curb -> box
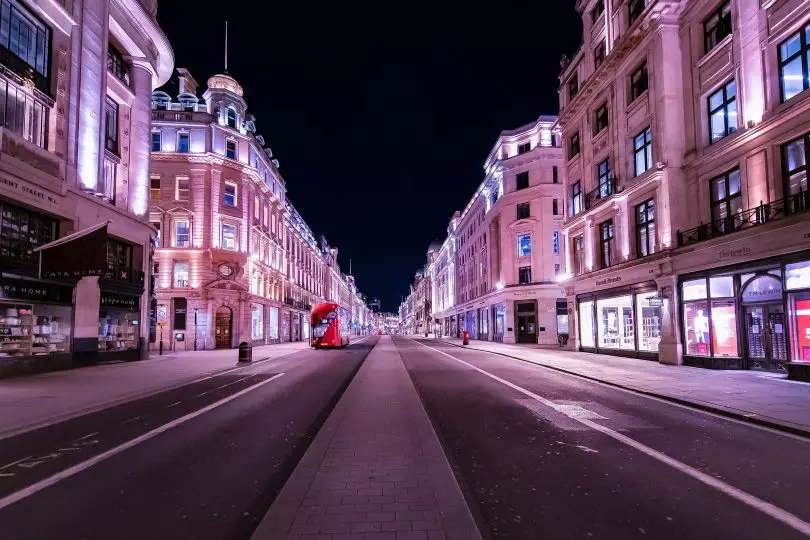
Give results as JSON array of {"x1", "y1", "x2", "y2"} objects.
[{"x1": 435, "y1": 339, "x2": 810, "y2": 440}]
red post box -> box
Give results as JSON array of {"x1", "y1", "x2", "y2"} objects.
[{"x1": 462, "y1": 330, "x2": 469, "y2": 345}]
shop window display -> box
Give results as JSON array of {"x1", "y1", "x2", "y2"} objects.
[
  {"x1": 0, "y1": 304, "x2": 70, "y2": 357},
  {"x1": 268, "y1": 307, "x2": 279, "y2": 340},
  {"x1": 251, "y1": 303, "x2": 264, "y2": 340},
  {"x1": 710, "y1": 300, "x2": 738, "y2": 357},
  {"x1": 683, "y1": 301, "x2": 711, "y2": 356},
  {"x1": 790, "y1": 293, "x2": 810, "y2": 362},
  {"x1": 635, "y1": 292, "x2": 661, "y2": 352},
  {"x1": 98, "y1": 311, "x2": 139, "y2": 352},
  {"x1": 786, "y1": 261, "x2": 810, "y2": 291},
  {"x1": 579, "y1": 301, "x2": 595, "y2": 348},
  {"x1": 682, "y1": 279, "x2": 708, "y2": 301},
  {"x1": 597, "y1": 296, "x2": 635, "y2": 350},
  {"x1": 710, "y1": 276, "x2": 734, "y2": 298}
]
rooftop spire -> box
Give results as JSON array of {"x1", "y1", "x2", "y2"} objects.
[{"x1": 224, "y1": 20, "x2": 229, "y2": 74}]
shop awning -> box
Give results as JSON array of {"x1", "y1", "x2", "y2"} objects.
[{"x1": 34, "y1": 221, "x2": 110, "y2": 279}]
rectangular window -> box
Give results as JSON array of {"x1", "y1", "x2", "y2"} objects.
[
  {"x1": 591, "y1": 0, "x2": 604, "y2": 22},
  {"x1": 568, "y1": 73, "x2": 579, "y2": 101},
  {"x1": 0, "y1": 78, "x2": 48, "y2": 148},
  {"x1": 778, "y1": 24, "x2": 810, "y2": 102},
  {"x1": 628, "y1": 0, "x2": 645, "y2": 24},
  {"x1": 177, "y1": 132, "x2": 190, "y2": 153},
  {"x1": 173, "y1": 262, "x2": 189, "y2": 288},
  {"x1": 150, "y1": 175, "x2": 160, "y2": 201},
  {"x1": 0, "y1": 0, "x2": 51, "y2": 80},
  {"x1": 630, "y1": 62, "x2": 648, "y2": 101},
  {"x1": 518, "y1": 142, "x2": 531, "y2": 154},
  {"x1": 633, "y1": 127, "x2": 653, "y2": 176},
  {"x1": 104, "y1": 98, "x2": 118, "y2": 154},
  {"x1": 710, "y1": 168, "x2": 742, "y2": 234},
  {"x1": 226, "y1": 140, "x2": 237, "y2": 160},
  {"x1": 263, "y1": 204, "x2": 269, "y2": 227},
  {"x1": 594, "y1": 42, "x2": 606, "y2": 68},
  {"x1": 0, "y1": 200, "x2": 57, "y2": 266},
  {"x1": 107, "y1": 44, "x2": 130, "y2": 86},
  {"x1": 552, "y1": 166, "x2": 559, "y2": 183},
  {"x1": 100, "y1": 156, "x2": 116, "y2": 201},
  {"x1": 569, "y1": 133, "x2": 580, "y2": 159},
  {"x1": 175, "y1": 176, "x2": 189, "y2": 201},
  {"x1": 552, "y1": 198, "x2": 559, "y2": 215},
  {"x1": 597, "y1": 295, "x2": 635, "y2": 350},
  {"x1": 782, "y1": 135, "x2": 809, "y2": 213},
  {"x1": 597, "y1": 158, "x2": 612, "y2": 196},
  {"x1": 173, "y1": 297, "x2": 187, "y2": 330},
  {"x1": 222, "y1": 223, "x2": 237, "y2": 251},
  {"x1": 517, "y1": 234, "x2": 531, "y2": 257},
  {"x1": 223, "y1": 182, "x2": 237, "y2": 206},
  {"x1": 151, "y1": 131, "x2": 161, "y2": 152},
  {"x1": 516, "y1": 202, "x2": 530, "y2": 220},
  {"x1": 595, "y1": 104, "x2": 608, "y2": 133},
  {"x1": 572, "y1": 181, "x2": 582, "y2": 215},
  {"x1": 573, "y1": 235, "x2": 585, "y2": 275},
  {"x1": 636, "y1": 199, "x2": 655, "y2": 257},
  {"x1": 516, "y1": 171, "x2": 529, "y2": 190},
  {"x1": 704, "y1": 1, "x2": 732, "y2": 54},
  {"x1": 254, "y1": 196, "x2": 260, "y2": 220},
  {"x1": 518, "y1": 266, "x2": 532, "y2": 285},
  {"x1": 553, "y1": 231, "x2": 560, "y2": 254},
  {"x1": 151, "y1": 220, "x2": 160, "y2": 245},
  {"x1": 174, "y1": 219, "x2": 190, "y2": 248},
  {"x1": 600, "y1": 219, "x2": 615, "y2": 268},
  {"x1": 708, "y1": 80, "x2": 737, "y2": 143}
]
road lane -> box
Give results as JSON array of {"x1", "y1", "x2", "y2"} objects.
[
  {"x1": 0, "y1": 337, "x2": 377, "y2": 540},
  {"x1": 396, "y1": 337, "x2": 810, "y2": 540}
]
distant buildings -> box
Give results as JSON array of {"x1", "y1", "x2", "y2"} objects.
[{"x1": 402, "y1": 116, "x2": 567, "y2": 344}]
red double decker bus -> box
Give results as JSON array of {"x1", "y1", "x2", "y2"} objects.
[{"x1": 310, "y1": 302, "x2": 350, "y2": 348}]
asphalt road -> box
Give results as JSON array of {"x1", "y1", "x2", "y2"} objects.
[
  {"x1": 0, "y1": 336, "x2": 378, "y2": 540},
  {"x1": 394, "y1": 337, "x2": 810, "y2": 540}
]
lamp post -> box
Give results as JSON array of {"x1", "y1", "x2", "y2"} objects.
[{"x1": 194, "y1": 308, "x2": 199, "y2": 351}]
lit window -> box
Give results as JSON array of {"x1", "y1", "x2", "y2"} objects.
[
  {"x1": 553, "y1": 231, "x2": 559, "y2": 254},
  {"x1": 630, "y1": 63, "x2": 648, "y2": 101},
  {"x1": 634, "y1": 127, "x2": 653, "y2": 176},
  {"x1": 571, "y1": 181, "x2": 582, "y2": 215},
  {"x1": 222, "y1": 223, "x2": 237, "y2": 251},
  {"x1": 173, "y1": 262, "x2": 189, "y2": 288},
  {"x1": 104, "y1": 98, "x2": 118, "y2": 154},
  {"x1": 175, "y1": 176, "x2": 189, "y2": 201},
  {"x1": 100, "y1": 156, "x2": 116, "y2": 201},
  {"x1": 224, "y1": 182, "x2": 237, "y2": 206},
  {"x1": 704, "y1": 1, "x2": 732, "y2": 54},
  {"x1": 227, "y1": 107, "x2": 237, "y2": 129},
  {"x1": 254, "y1": 196, "x2": 260, "y2": 220},
  {"x1": 636, "y1": 199, "x2": 655, "y2": 257},
  {"x1": 710, "y1": 168, "x2": 742, "y2": 235},
  {"x1": 226, "y1": 140, "x2": 237, "y2": 160},
  {"x1": 174, "y1": 219, "x2": 190, "y2": 248},
  {"x1": 782, "y1": 135, "x2": 809, "y2": 213},
  {"x1": 151, "y1": 220, "x2": 160, "y2": 245},
  {"x1": 517, "y1": 234, "x2": 531, "y2": 257},
  {"x1": 150, "y1": 175, "x2": 160, "y2": 201},
  {"x1": 0, "y1": 0, "x2": 50, "y2": 79},
  {"x1": 708, "y1": 80, "x2": 737, "y2": 143},
  {"x1": 264, "y1": 205, "x2": 269, "y2": 227},
  {"x1": 778, "y1": 24, "x2": 810, "y2": 102},
  {"x1": 151, "y1": 131, "x2": 161, "y2": 152},
  {"x1": 597, "y1": 158, "x2": 613, "y2": 197},
  {"x1": 600, "y1": 219, "x2": 615, "y2": 268},
  {"x1": 572, "y1": 235, "x2": 584, "y2": 275},
  {"x1": 177, "y1": 132, "x2": 190, "y2": 153}
]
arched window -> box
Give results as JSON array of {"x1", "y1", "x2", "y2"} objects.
[{"x1": 226, "y1": 107, "x2": 237, "y2": 129}]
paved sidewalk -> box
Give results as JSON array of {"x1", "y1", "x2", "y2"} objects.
[
  {"x1": 252, "y1": 335, "x2": 481, "y2": 540},
  {"x1": 0, "y1": 341, "x2": 309, "y2": 438},
  {"x1": 433, "y1": 337, "x2": 810, "y2": 436}
]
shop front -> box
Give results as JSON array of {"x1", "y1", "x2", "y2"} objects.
[
  {"x1": 478, "y1": 307, "x2": 489, "y2": 341},
  {"x1": 0, "y1": 275, "x2": 74, "y2": 375},
  {"x1": 251, "y1": 302, "x2": 264, "y2": 344},
  {"x1": 679, "y1": 254, "x2": 810, "y2": 378},
  {"x1": 98, "y1": 291, "x2": 142, "y2": 361},
  {"x1": 267, "y1": 305, "x2": 280, "y2": 343},
  {"x1": 492, "y1": 303, "x2": 505, "y2": 343},
  {"x1": 577, "y1": 283, "x2": 662, "y2": 360}
]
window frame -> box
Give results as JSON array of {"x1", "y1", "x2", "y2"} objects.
[
  {"x1": 174, "y1": 176, "x2": 189, "y2": 202},
  {"x1": 782, "y1": 134, "x2": 809, "y2": 212},
  {"x1": 573, "y1": 234, "x2": 585, "y2": 275},
  {"x1": 516, "y1": 202, "x2": 530, "y2": 220},
  {"x1": 633, "y1": 127, "x2": 653, "y2": 177},
  {"x1": 221, "y1": 222, "x2": 238, "y2": 251},
  {"x1": 177, "y1": 131, "x2": 190, "y2": 153},
  {"x1": 104, "y1": 97, "x2": 119, "y2": 155},
  {"x1": 226, "y1": 107, "x2": 237, "y2": 129},
  {"x1": 151, "y1": 131, "x2": 161, "y2": 152},
  {"x1": 149, "y1": 175, "x2": 160, "y2": 201},
  {"x1": 173, "y1": 261, "x2": 190, "y2": 289},
  {"x1": 517, "y1": 142, "x2": 531, "y2": 154},
  {"x1": 568, "y1": 73, "x2": 579, "y2": 101},
  {"x1": 223, "y1": 181, "x2": 238, "y2": 207},
  {"x1": 778, "y1": 24, "x2": 810, "y2": 103},
  {"x1": 595, "y1": 103, "x2": 608, "y2": 134},
  {"x1": 552, "y1": 198, "x2": 559, "y2": 216},
  {"x1": 174, "y1": 218, "x2": 190, "y2": 248},
  {"x1": 628, "y1": 0, "x2": 646, "y2": 25},
  {"x1": 630, "y1": 62, "x2": 648, "y2": 102},
  {"x1": 173, "y1": 297, "x2": 187, "y2": 330},
  {"x1": 226, "y1": 139, "x2": 237, "y2": 160},
  {"x1": 552, "y1": 165, "x2": 559, "y2": 184},
  {"x1": 708, "y1": 80, "x2": 737, "y2": 144},
  {"x1": 594, "y1": 41, "x2": 606, "y2": 69},
  {"x1": 517, "y1": 233, "x2": 531, "y2": 258},
  {"x1": 703, "y1": 1, "x2": 732, "y2": 54},
  {"x1": 518, "y1": 265, "x2": 532, "y2": 285},
  {"x1": 254, "y1": 195, "x2": 260, "y2": 220},
  {"x1": 591, "y1": 0, "x2": 604, "y2": 23},
  {"x1": 710, "y1": 168, "x2": 742, "y2": 232},
  {"x1": 636, "y1": 199, "x2": 656, "y2": 257},
  {"x1": 572, "y1": 181, "x2": 582, "y2": 215},
  {"x1": 516, "y1": 171, "x2": 529, "y2": 190},
  {"x1": 0, "y1": 0, "x2": 51, "y2": 83},
  {"x1": 569, "y1": 132, "x2": 580, "y2": 159},
  {"x1": 599, "y1": 219, "x2": 615, "y2": 268}
]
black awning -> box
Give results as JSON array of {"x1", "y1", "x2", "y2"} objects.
[{"x1": 35, "y1": 221, "x2": 110, "y2": 279}]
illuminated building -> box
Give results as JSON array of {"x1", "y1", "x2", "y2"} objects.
[
  {"x1": 150, "y1": 72, "x2": 369, "y2": 349},
  {"x1": 558, "y1": 0, "x2": 810, "y2": 379},
  {"x1": 422, "y1": 116, "x2": 567, "y2": 343},
  {"x1": 0, "y1": 0, "x2": 173, "y2": 375}
]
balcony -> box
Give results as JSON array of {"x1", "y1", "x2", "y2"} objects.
[
  {"x1": 585, "y1": 178, "x2": 618, "y2": 211},
  {"x1": 677, "y1": 192, "x2": 810, "y2": 247}
]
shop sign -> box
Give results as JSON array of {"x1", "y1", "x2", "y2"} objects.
[
  {"x1": 0, "y1": 276, "x2": 72, "y2": 304},
  {"x1": 0, "y1": 173, "x2": 61, "y2": 208},
  {"x1": 718, "y1": 247, "x2": 752, "y2": 261},
  {"x1": 101, "y1": 292, "x2": 140, "y2": 311},
  {"x1": 156, "y1": 304, "x2": 168, "y2": 327},
  {"x1": 647, "y1": 297, "x2": 664, "y2": 307},
  {"x1": 741, "y1": 275, "x2": 782, "y2": 303}
]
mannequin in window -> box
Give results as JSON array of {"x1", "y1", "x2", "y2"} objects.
[{"x1": 694, "y1": 309, "x2": 709, "y2": 343}]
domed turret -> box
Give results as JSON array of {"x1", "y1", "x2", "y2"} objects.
[
  {"x1": 427, "y1": 240, "x2": 442, "y2": 253},
  {"x1": 206, "y1": 73, "x2": 243, "y2": 97}
]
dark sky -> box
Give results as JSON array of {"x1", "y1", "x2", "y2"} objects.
[{"x1": 157, "y1": 1, "x2": 582, "y2": 312}]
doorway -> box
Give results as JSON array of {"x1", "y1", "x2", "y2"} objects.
[
  {"x1": 745, "y1": 303, "x2": 788, "y2": 371},
  {"x1": 516, "y1": 302, "x2": 537, "y2": 344},
  {"x1": 215, "y1": 306, "x2": 232, "y2": 349}
]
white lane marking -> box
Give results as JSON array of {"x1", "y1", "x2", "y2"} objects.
[
  {"x1": 73, "y1": 432, "x2": 98, "y2": 443},
  {"x1": 410, "y1": 339, "x2": 810, "y2": 536},
  {"x1": 121, "y1": 416, "x2": 140, "y2": 425},
  {"x1": 166, "y1": 401, "x2": 182, "y2": 408},
  {"x1": 0, "y1": 457, "x2": 30, "y2": 471},
  {"x1": 194, "y1": 374, "x2": 256, "y2": 398},
  {"x1": 0, "y1": 373, "x2": 285, "y2": 512}
]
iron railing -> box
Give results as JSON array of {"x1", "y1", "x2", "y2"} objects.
[
  {"x1": 585, "y1": 178, "x2": 618, "y2": 210},
  {"x1": 678, "y1": 191, "x2": 810, "y2": 247}
]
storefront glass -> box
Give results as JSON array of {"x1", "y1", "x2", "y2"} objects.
[
  {"x1": 635, "y1": 292, "x2": 661, "y2": 352},
  {"x1": 0, "y1": 303, "x2": 71, "y2": 356},
  {"x1": 251, "y1": 303, "x2": 264, "y2": 340},
  {"x1": 579, "y1": 301, "x2": 595, "y2": 348},
  {"x1": 786, "y1": 261, "x2": 810, "y2": 291},
  {"x1": 710, "y1": 300, "x2": 738, "y2": 357},
  {"x1": 98, "y1": 293, "x2": 140, "y2": 352},
  {"x1": 494, "y1": 306, "x2": 505, "y2": 335},
  {"x1": 303, "y1": 320, "x2": 310, "y2": 340},
  {"x1": 683, "y1": 300, "x2": 711, "y2": 356},
  {"x1": 596, "y1": 295, "x2": 634, "y2": 350},
  {"x1": 479, "y1": 308, "x2": 488, "y2": 338},
  {"x1": 268, "y1": 306, "x2": 279, "y2": 340},
  {"x1": 789, "y1": 292, "x2": 810, "y2": 362}
]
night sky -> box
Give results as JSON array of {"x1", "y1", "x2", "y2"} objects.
[{"x1": 156, "y1": 1, "x2": 582, "y2": 312}]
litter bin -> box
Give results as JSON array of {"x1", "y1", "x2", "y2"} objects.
[{"x1": 238, "y1": 341, "x2": 252, "y2": 363}]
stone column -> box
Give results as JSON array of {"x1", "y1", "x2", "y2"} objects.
[
  {"x1": 656, "y1": 274, "x2": 683, "y2": 365},
  {"x1": 125, "y1": 61, "x2": 153, "y2": 217},
  {"x1": 73, "y1": 276, "x2": 102, "y2": 359}
]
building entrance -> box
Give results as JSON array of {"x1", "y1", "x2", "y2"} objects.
[
  {"x1": 516, "y1": 302, "x2": 537, "y2": 344},
  {"x1": 215, "y1": 306, "x2": 232, "y2": 349},
  {"x1": 745, "y1": 303, "x2": 788, "y2": 371}
]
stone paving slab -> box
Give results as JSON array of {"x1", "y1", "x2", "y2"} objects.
[
  {"x1": 433, "y1": 337, "x2": 810, "y2": 436},
  {"x1": 0, "y1": 341, "x2": 310, "y2": 438},
  {"x1": 251, "y1": 336, "x2": 481, "y2": 540}
]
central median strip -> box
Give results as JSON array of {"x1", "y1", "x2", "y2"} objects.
[
  {"x1": 0, "y1": 372, "x2": 286, "y2": 512},
  {"x1": 411, "y1": 338, "x2": 810, "y2": 536}
]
